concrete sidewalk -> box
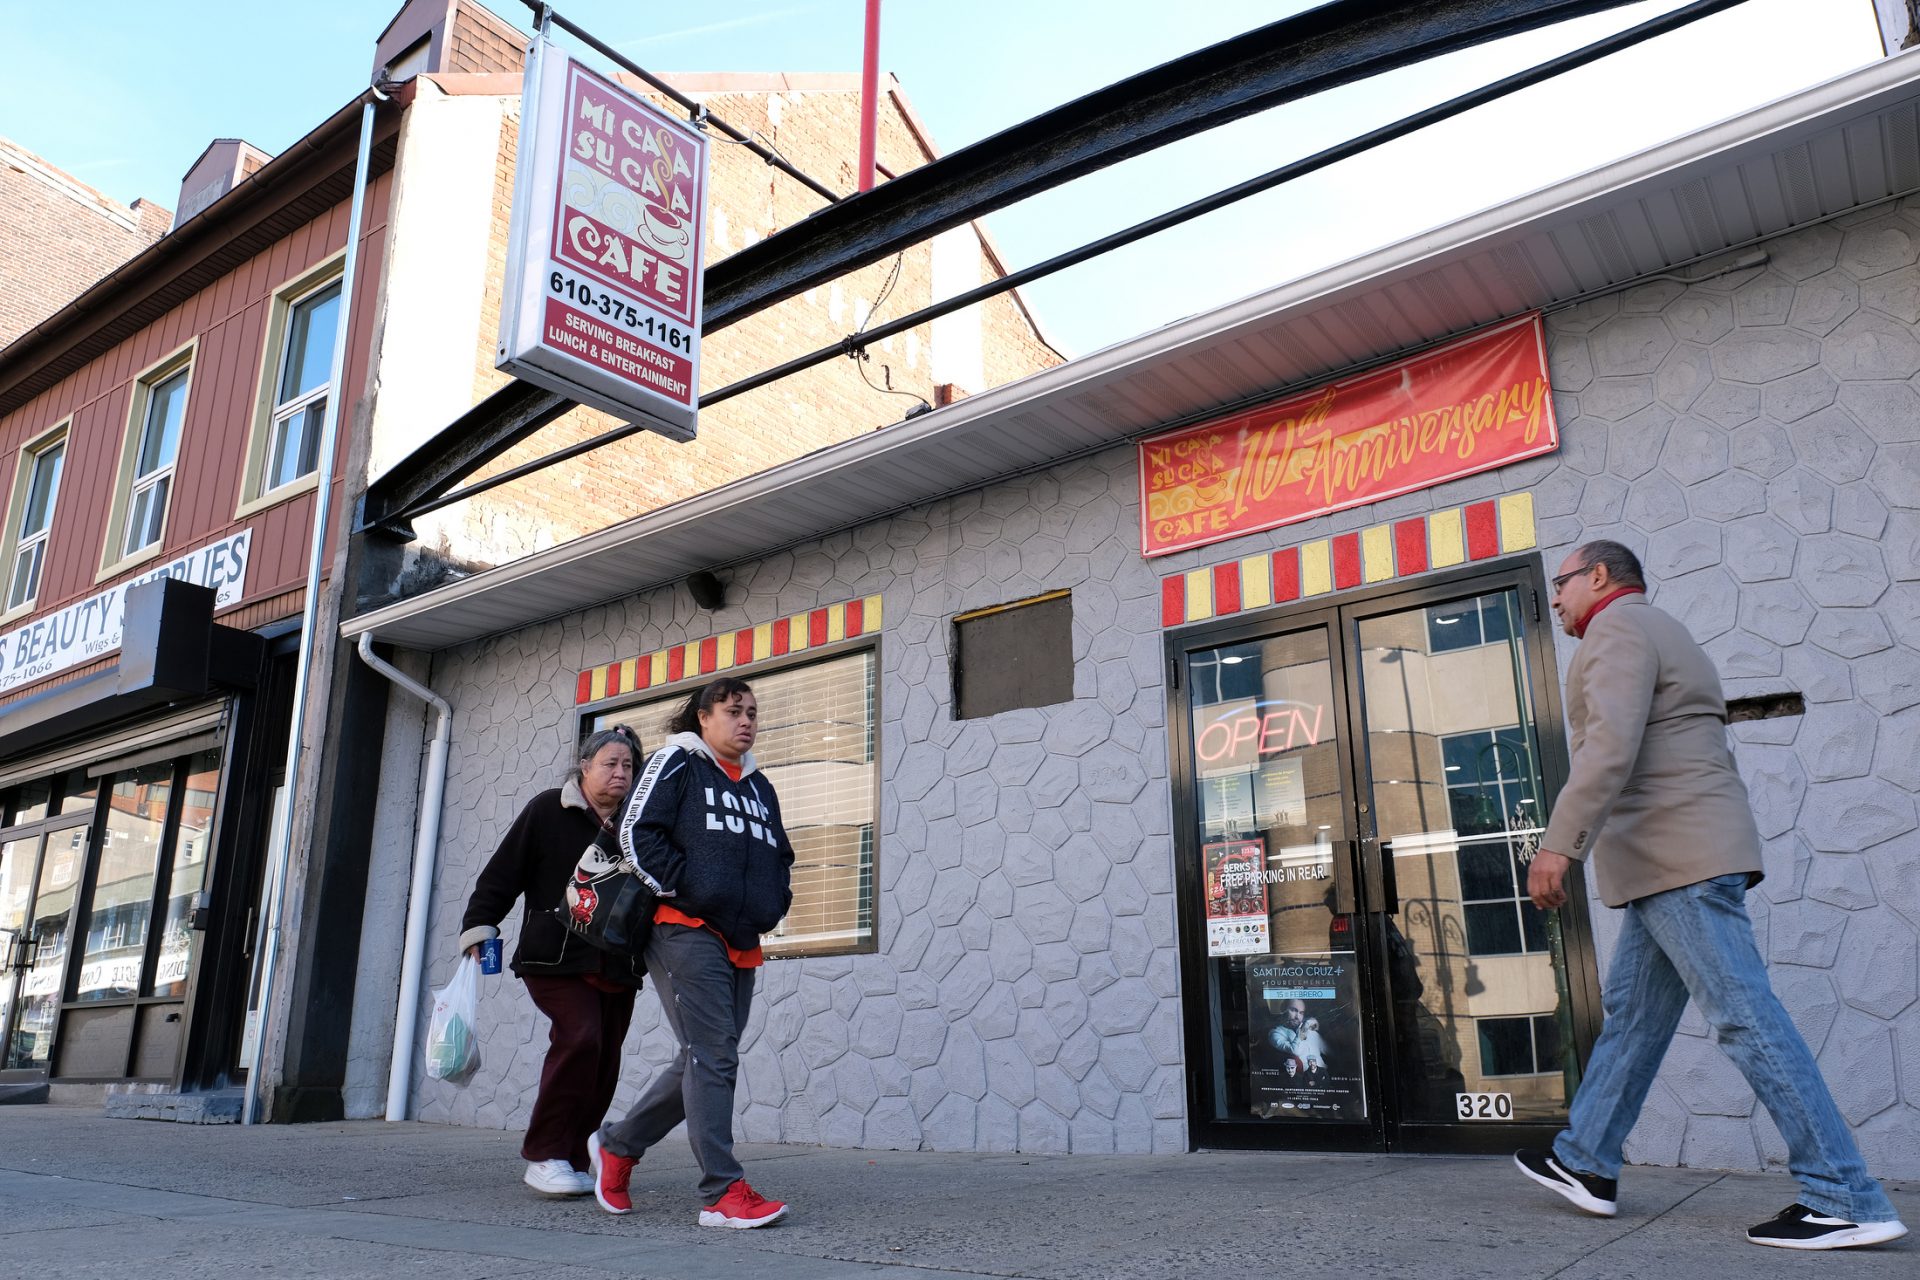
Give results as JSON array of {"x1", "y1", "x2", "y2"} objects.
[{"x1": 0, "y1": 1106, "x2": 1911, "y2": 1279}]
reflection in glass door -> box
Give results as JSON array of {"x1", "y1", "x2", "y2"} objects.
[
  {"x1": 1185, "y1": 620, "x2": 1372, "y2": 1134},
  {"x1": 2, "y1": 825, "x2": 88, "y2": 1073},
  {"x1": 1174, "y1": 563, "x2": 1592, "y2": 1151},
  {"x1": 1354, "y1": 587, "x2": 1577, "y2": 1128}
]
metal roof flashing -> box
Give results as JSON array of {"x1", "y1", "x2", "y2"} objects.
[{"x1": 344, "y1": 48, "x2": 1920, "y2": 652}]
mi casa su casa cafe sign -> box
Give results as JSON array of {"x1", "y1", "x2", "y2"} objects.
[
  {"x1": 498, "y1": 38, "x2": 710, "y2": 441},
  {"x1": 1138, "y1": 316, "x2": 1557, "y2": 557},
  {"x1": 0, "y1": 530, "x2": 251, "y2": 694}
]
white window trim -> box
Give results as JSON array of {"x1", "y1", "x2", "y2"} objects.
[
  {"x1": 235, "y1": 255, "x2": 344, "y2": 519},
  {"x1": 0, "y1": 421, "x2": 71, "y2": 625},
  {"x1": 99, "y1": 340, "x2": 197, "y2": 583}
]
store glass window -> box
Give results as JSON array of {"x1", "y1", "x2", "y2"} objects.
[
  {"x1": 1477, "y1": 1014, "x2": 1563, "y2": 1077},
  {"x1": 590, "y1": 648, "x2": 878, "y2": 957},
  {"x1": 151, "y1": 751, "x2": 219, "y2": 998},
  {"x1": 1443, "y1": 728, "x2": 1548, "y2": 957},
  {"x1": 74, "y1": 762, "x2": 174, "y2": 1002},
  {"x1": 1426, "y1": 595, "x2": 1513, "y2": 654}
]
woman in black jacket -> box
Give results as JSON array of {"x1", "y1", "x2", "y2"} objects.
[
  {"x1": 459, "y1": 725, "x2": 644, "y2": 1197},
  {"x1": 587, "y1": 677, "x2": 795, "y2": 1228}
]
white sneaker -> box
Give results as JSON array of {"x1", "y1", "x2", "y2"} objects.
[{"x1": 524, "y1": 1159, "x2": 593, "y2": 1196}]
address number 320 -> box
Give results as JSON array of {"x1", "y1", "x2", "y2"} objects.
[{"x1": 1456, "y1": 1092, "x2": 1514, "y2": 1120}]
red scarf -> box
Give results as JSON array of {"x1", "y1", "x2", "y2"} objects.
[{"x1": 1573, "y1": 586, "x2": 1643, "y2": 639}]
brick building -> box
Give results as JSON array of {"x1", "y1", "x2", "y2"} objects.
[
  {"x1": 348, "y1": 50, "x2": 1920, "y2": 1180},
  {"x1": 0, "y1": 137, "x2": 172, "y2": 348}
]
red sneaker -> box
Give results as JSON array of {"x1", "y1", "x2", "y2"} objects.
[
  {"x1": 698, "y1": 1179, "x2": 787, "y2": 1228},
  {"x1": 586, "y1": 1132, "x2": 634, "y2": 1214}
]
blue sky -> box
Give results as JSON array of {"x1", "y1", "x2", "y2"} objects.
[{"x1": 0, "y1": 0, "x2": 1888, "y2": 355}]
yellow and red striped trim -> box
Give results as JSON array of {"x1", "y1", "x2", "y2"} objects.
[
  {"x1": 575, "y1": 594, "x2": 883, "y2": 705},
  {"x1": 1160, "y1": 494, "x2": 1536, "y2": 627}
]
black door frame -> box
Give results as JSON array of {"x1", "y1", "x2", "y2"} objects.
[
  {"x1": 0, "y1": 810, "x2": 97, "y2": 1085},
  {"x1": 1167, "y1": 555, "x2": 1604, "y2": 1154},
  {"x1": 51, "y1": 757, "x2": 192, "y2": 1084}
]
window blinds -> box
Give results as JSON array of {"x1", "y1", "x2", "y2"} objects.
[{"x1": 594, "y1": 648, "x2": 877, "y2": 957}]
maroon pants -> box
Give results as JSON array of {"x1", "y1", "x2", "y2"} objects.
[{"x1": 520, "y1": 974, "x2": 637, "y2": 1170}]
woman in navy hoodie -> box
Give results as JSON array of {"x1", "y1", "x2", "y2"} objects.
[{"x1": 587, "y1": 676, "x2": 794, "y2": 1228}]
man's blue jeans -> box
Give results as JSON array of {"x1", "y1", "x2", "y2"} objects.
[{"x1": 1553, "y1": 873, "x2": 1896, "y2": 1223}]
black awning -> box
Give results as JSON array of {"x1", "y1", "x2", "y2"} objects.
[{"x1": 0, "y1": 578, "x2": 265, "y2": 765}]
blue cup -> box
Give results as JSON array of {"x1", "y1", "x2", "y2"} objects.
[{"x1": 479, "y1": 937, "x2": 502, "y2": 974}]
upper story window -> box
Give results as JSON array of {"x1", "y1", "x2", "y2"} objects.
[
  {"x1": 3, "y1": 428, "x2": 66, "y2": 616},
  {"x1": 100, "y1": 343, "x2": 195, "y2": 578},
  {"x1": 238, "y1": 260, "x2": 343, "y2": 515},
  {"x1": 123, "y1": 366, "x2": 190, "y2": 559},
  {"x1": 264, "y1": 279, "x2": 340, "y2": 493}
]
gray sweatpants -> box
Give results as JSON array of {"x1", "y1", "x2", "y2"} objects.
[{"x1": 598, "y1": 923, "x2": 755, "y2": 1202}]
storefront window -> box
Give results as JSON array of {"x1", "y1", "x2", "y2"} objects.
[
  {"x1": 3, "y1": 827, "x2": 84, "y2": 1069},
  {"x1": 74, "y1": 762, "x2": 174, "y2": 1003},
  {"x1": 4, "y1": 778, "x2": 53, "y2": 826},
  {"x1": 1187, "y1": 627, "x2": 1366, "y2": 1126},
  {"x1": 56, "y1": 771, "x2": 100, "y2": 817},
  {"x1": 590, "y1": 648, "x2": 878, "y2": 957},
  {"x1": 151, "y1": 751, "x2": 219, "y2": 998}
]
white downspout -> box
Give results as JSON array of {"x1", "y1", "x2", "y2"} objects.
[
  {"x1": 242, "y1": 88, "x2": 384, "y2": 1125},
  {"x1": 355, "y1": 632, "x2": 453, "y2": 1123}
]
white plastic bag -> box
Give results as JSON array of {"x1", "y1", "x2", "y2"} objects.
[{"x1": 425, "y1": 956, "x2": 481, "y2": 1081}]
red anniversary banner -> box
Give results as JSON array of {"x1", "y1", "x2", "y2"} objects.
[{"x1": 1138, "y1": 315, "x2": 1557, "y2": 557}]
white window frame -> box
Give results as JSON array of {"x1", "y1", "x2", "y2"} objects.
[
  {"x1": 0, "y1": 423, "x2": 69, "y2": 623},
  {"x1": 583, "y1": 642, "x2": 881, "y2": 959},
  {"x1": 98, "y1": 341, "x2": 196, "y2": 582},
  {"x1": 236, "y1": 255, "x2": 344, "y2": 517}
]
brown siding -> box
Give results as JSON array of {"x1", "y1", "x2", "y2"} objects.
[{"x1": 0, "y1": 170, "x2": 394, "y2": 699}]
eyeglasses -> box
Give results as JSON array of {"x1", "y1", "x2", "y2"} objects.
[{"x1": 1550, "y1": 563, "x2": 1595, "y2": 594}]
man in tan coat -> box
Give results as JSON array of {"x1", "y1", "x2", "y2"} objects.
[{"x1": 1513, "y1": 540, "x2": 1904, "y2": 1251}]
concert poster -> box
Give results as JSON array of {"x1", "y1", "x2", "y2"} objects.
[{"x1": 1246, "y1": 954, "x2": 1366, "y2": 1120}]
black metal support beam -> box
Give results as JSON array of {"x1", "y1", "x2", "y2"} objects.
[
  {"x1": 358, "y1": 0, "x2": 1667, "y2": 537},
  {"x1": 375, "y1": 0, "x2": 1750, "y2": 533}
]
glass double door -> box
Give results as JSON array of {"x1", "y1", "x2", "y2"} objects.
[
  {"x1": 1172, "y1": 563, "x2": 1600, "y2": 1152},
  {"x1": 0, "y1": 819, "x2": 90, "y2": 1079}
]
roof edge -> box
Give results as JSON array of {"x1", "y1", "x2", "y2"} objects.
[
  {"x1": 343, "y1": 48, "x2": 1920, "y2": 648},
  {"x1": 0, "y1": 89, "x2": 395, "y2": 411}
]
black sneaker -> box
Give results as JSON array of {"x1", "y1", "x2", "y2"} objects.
[
  {"x1": 1513, "y1": 1148, "x2": 1618, "y2": 1217},
  {"x1": 1746, "y1": 1204, "x2": 1908, "y2": 1250}
]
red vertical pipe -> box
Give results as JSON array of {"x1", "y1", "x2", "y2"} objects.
[{"x1": 858, "y1": 0, "x2": 882, "y2": 191}]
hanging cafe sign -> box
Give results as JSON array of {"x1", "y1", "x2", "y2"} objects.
[
  {"x1": 1138, "y1": 315, "x2": 1557, "y2": 557},
  {"x1": 498, "y1": 37, "x2": 711, "y2": 441}
]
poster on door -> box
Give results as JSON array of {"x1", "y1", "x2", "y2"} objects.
[
  {"x1": 1246, "y1": 954, "x2": 1365, "y2": 1120},
  {"x1": 1203, "y1": 839, "x2": 1269, "y2": 956}
]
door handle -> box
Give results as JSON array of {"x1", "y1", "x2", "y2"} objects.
[
  {"x1": 1329, "y1": 840, "x2": 1358, "y2": 916},
  {"x1": 1362, "y1": 838, "x2": 1399, "y2": 915}
]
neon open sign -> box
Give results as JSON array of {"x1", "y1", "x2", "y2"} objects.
[{"x1": 1195, "y1": 700, "x2": 1327, "y2": 767}]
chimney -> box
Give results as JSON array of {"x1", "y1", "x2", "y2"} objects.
[
  {"x1": 176, "y1": 139, "x2": 273, "y2": 225},
  {"x1": 373, "y1": 0, "x2": 525, "y2": 83}
]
